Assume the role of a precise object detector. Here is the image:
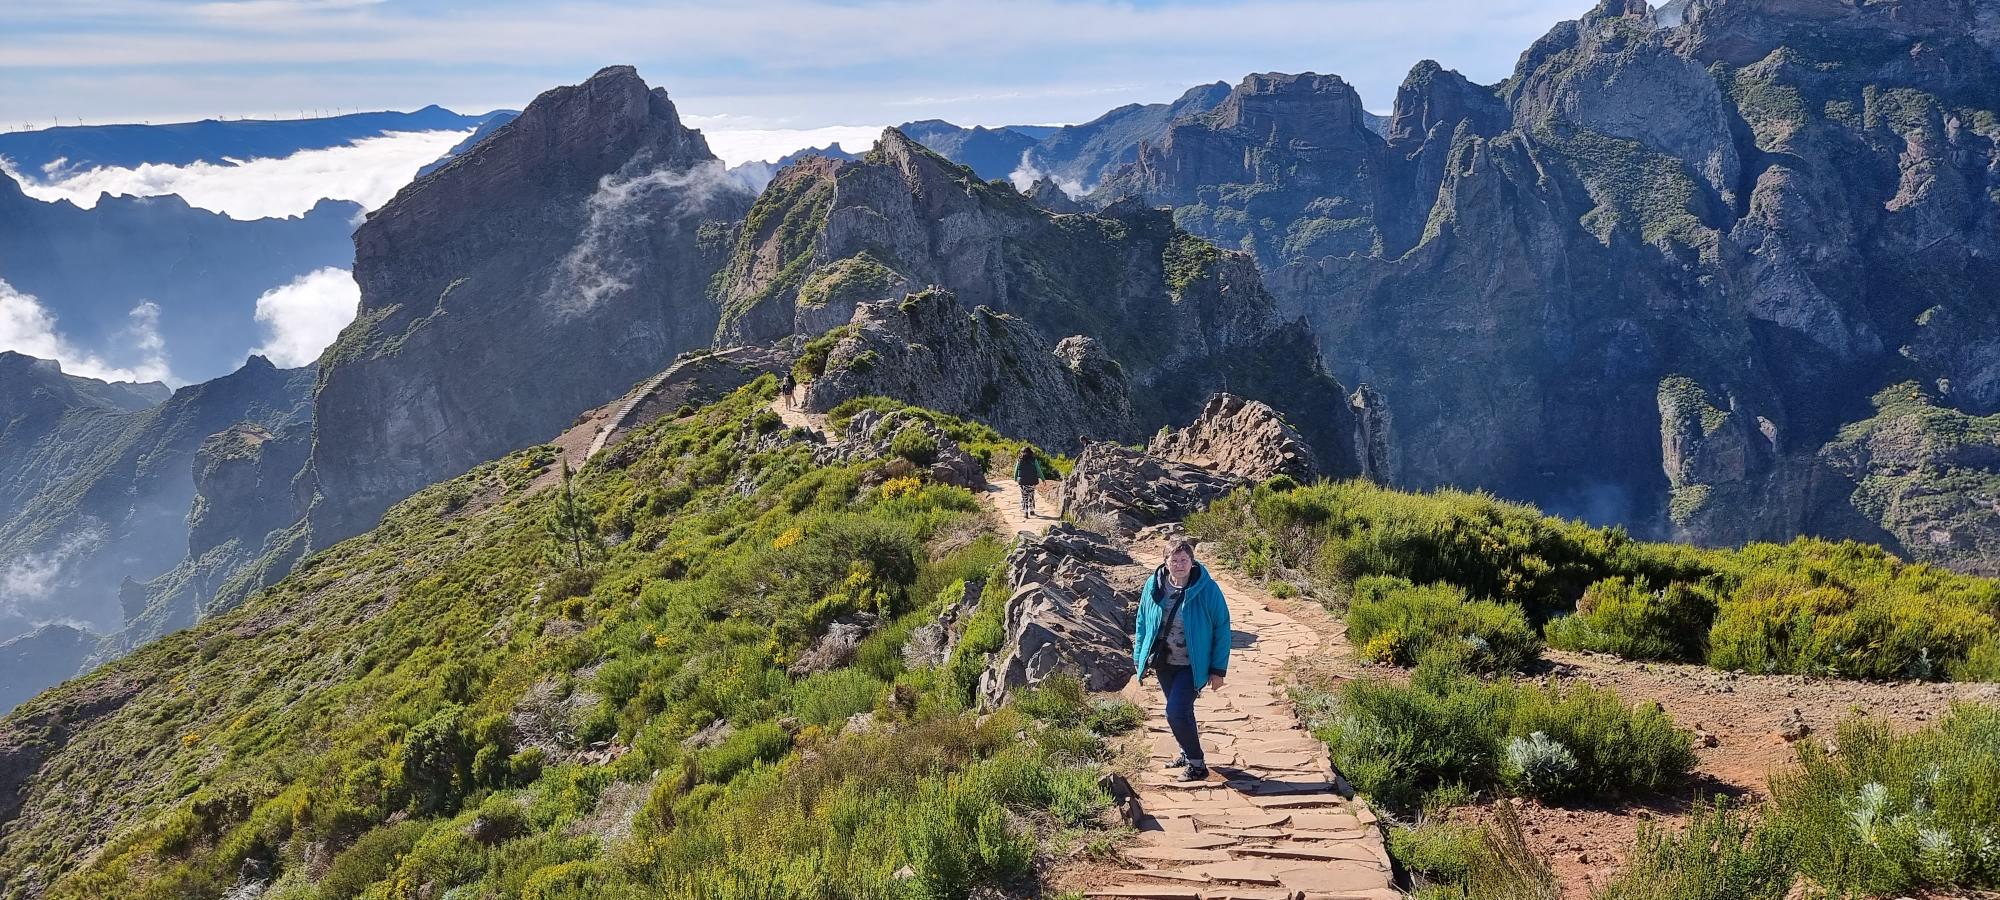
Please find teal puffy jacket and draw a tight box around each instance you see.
[1132,563,1231,690]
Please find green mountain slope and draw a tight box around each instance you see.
[0,382,1121,899]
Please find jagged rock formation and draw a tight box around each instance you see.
[1148,392,1317,482]
[1089,0,2000,567]
[1094,72,1409,269]
[902,577,984,668]
[799,288,1134,452]
[1348,383,1394,484]
[1013,82,1235,191]
[977,523,1137,708]
[716,127,1362,467]
[1022,177,1085,214]
[309,65,752,546]
[116,421,316,650]
[1058,442,1245,537]
[0,353,311,710]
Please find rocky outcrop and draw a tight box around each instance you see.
[1092,72,1407,268]
[716,127,1362,470]
[1817,384,2000,575]
[309,66,752,545]
[1148,393,1317,482]
[1057,442,1245,538]
[0,354,312,710]
[1023,178,1086,214]
[787,612,883,676]
[799,288,1134,452]
[902,577,985,669]
[1348,384,1394,485]
[814,407,987,492]
[977,523,1137,708]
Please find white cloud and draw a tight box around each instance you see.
[1008,150,1085,197]
[0,128,471,220]
[683,120,883,168]
[0,278,174,383]
[250,267,359,366]
[0,526,103,615]
[552,160,749,316]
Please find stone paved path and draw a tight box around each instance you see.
[1086,562,1397,900]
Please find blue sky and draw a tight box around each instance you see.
[1,0,1594,134]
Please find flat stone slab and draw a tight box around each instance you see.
[1193,813,1291,830]
[1233,843,1385,864]
[1121,847,1234,865]
[1137,832,1240,850]
[1116,869,1210,883]
[1086,888,1203,899]
[1272,862,1392,893]
[1185,861,1284,885]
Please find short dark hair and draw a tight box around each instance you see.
[1168,538,1198,560]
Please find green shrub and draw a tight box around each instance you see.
[890,426,939,467]
[1593,798,1792,900]
[1708,553,2000,680]
[1188,481,2000,682]
[1347,576,1541,671]
[1394,804,1559,900]
[1546,577,1717,662]
[1761,704,2000,894]
[319,820,429,900]
[1317,650,1694,811]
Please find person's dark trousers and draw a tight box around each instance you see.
[1157,663,1203,765]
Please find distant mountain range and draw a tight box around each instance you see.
[0,105,497,174]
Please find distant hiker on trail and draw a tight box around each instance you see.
[1013,447,1044,517]
[779,371,797,409]
[1133,538,1231,781]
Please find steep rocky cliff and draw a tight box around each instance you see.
[0,354,309,642]
[308,65,751,545]
[0,353,311,711]
[1094,72,1411,269]
[1095,0,2000,566]
[718,129,1361,464]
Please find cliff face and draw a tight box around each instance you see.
[717,129,1360,467]
[1098,0,2000,565]
[1094,73,1410,269]
[307,66,752,544]
[0,354,309,642]
[0,354,310,712]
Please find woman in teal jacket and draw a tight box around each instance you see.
[1132,539,1231,780]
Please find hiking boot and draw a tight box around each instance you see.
[1164,754,1190,770]
[1179,763,1209,781]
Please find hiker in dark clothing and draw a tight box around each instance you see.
[1133,538,1231,781]
[779,371,797,409]
[1012,448,1043,517]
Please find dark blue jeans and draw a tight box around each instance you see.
[1157,663,1203,765]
